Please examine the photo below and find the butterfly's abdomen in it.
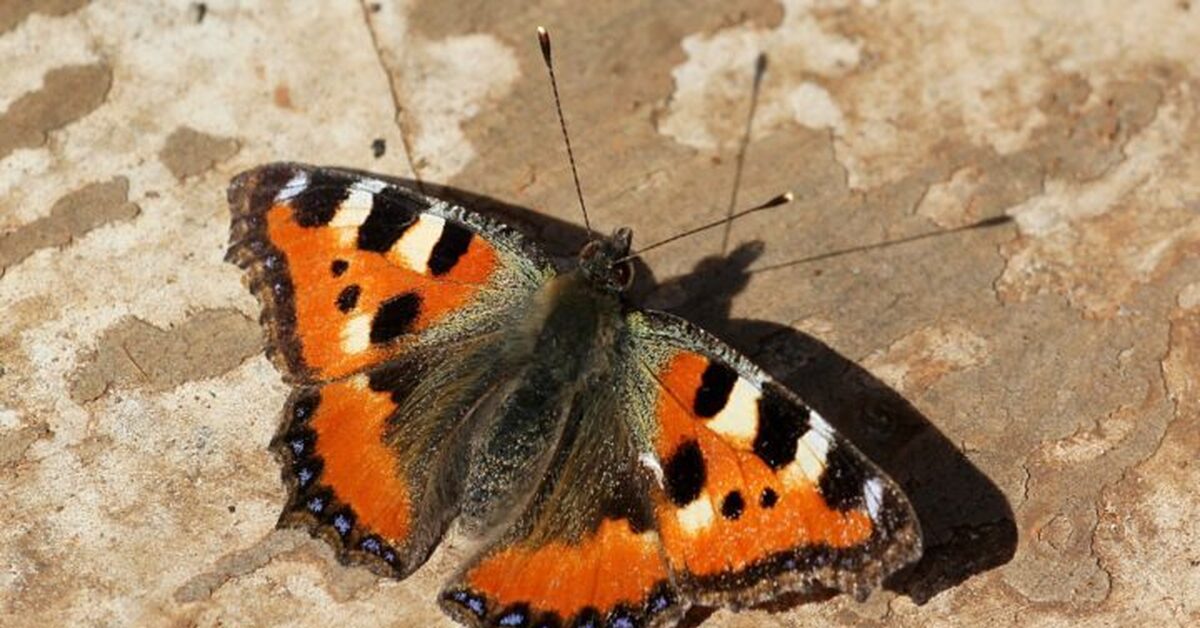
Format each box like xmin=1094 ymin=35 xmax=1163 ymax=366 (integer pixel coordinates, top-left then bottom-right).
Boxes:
xmin=457 ymin=273 xmax=622 ymax=534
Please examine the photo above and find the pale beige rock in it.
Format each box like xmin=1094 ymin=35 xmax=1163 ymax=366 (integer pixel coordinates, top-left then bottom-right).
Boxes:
xmin=2 ymin=1 xmax=1198 ymax=626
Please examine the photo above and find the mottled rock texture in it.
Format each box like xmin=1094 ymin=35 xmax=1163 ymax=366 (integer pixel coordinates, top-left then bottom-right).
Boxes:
xmin=2 ymin=1 xmax=1197 ymax=626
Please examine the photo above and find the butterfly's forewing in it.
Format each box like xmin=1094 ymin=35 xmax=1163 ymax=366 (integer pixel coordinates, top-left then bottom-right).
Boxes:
xmin=228 ymin=164 xmax=554 ymax=576
xmin=625 ymin=310 xmax=922 ymax=606
xmin=226 ymin=163 xmax=553 ymax=383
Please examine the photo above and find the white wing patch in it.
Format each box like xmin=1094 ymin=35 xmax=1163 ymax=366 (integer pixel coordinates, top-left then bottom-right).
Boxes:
xmin=340 ymin=313 xmax=372 ymax=354
xmin=676 ymin=497 xmax=715 ymax=535
xmin=276 ymin=171 xmax=309 ymax=201
xmin=392 ymin=214 xmax=446 ymax=274
xmin=705 ymin=378 xmax=761 ymax=447
xmin=783 ymin=415 xmax=832 ymax=486
xmin=864 ymin=477 xmax=885 ymax=521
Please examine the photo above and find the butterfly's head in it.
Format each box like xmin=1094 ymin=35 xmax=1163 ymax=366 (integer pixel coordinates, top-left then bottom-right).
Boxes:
xmin=579 ymin=227 xmax=635 ymax=293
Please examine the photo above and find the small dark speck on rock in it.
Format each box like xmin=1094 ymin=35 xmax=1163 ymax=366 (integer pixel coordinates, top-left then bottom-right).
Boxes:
xmin=228 ymin=505 xmax=236 ymax=513
xmin=191 ymin=2 xmax=207 ymax=23
xmin=370 ymin=3 xmax=382 ymax=12
xmin=372 ymin=138 xmax=386 ymax=158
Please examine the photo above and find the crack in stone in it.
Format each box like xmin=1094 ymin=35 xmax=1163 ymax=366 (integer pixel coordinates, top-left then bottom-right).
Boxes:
xmin=358 ymin=0 xmax=424 ymax=193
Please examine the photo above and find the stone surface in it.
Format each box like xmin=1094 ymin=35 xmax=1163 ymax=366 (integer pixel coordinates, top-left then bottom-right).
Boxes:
xmin=2 ymin=1 xmax=1198 ymax=626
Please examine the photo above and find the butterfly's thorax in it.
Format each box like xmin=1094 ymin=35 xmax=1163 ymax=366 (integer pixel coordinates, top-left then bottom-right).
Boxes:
xmin=458 ymin=269 xmax=624 ymax=534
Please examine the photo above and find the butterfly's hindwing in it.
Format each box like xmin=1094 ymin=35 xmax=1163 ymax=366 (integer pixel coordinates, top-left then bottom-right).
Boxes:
xmin=271 ymin=333 xmax=517 ymax=577
xmin=441 ymin=374 xmax=683 ymax=628
xmin=624 ymin=310 xmax=922 ymax=605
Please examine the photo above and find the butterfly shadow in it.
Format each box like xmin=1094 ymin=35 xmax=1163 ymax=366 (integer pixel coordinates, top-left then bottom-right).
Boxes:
xmin=410 ymin=179 xmax=1017 ymax=623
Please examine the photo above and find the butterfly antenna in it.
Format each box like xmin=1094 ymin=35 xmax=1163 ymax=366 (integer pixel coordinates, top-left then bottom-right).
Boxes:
xmin=537 ymin=26 xmax=593 ymax=237
xmin=747 ymin=214 xmax=1014 ymax=275
xmin=616 ymin=191 xmax=794 ymax=264
xmin=720 ymin=52 xmax=769 ymax=254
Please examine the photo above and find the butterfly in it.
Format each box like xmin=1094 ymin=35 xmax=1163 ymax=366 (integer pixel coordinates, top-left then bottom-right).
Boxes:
xmin=225 ymin=157 xmax=923 ymax=626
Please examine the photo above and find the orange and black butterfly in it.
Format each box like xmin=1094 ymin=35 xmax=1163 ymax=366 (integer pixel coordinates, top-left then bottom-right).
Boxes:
xmin=225 ymin=158 xmax=921 ymax=627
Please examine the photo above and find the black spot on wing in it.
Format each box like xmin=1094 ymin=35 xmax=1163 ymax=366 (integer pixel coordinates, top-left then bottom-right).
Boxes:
xmin=644 ymin=583 xmax=675 ymax=618
xmin=366 ymin=355 xmax=422 ymax=404
xmin=336 ymin=284 xmax=361 ymax=312
xmin=428 ymin=222 xmax=473 ymax=275
xmin=370 ymin=292 xmax=421 ymax=344
xmin=531 ymin=612 xmax=564 ymax=628
xmin=496 ymin=603 xmax=532 ymax=627
xmin=330 ymin=259 xmax=349 ymax=276
xmin=444 ymin=589 xmax=488 ymax=619
xmin=752 ymin=385 xmax=809 ymax=470
xmin=720 ymin=490 xmax=745 ymax=520
xmin=357 ymin=191 xmax=421 ymax=252
xmin=818 ymin=443 xmax=868 ymax=511
xmin=663 ymin=440 xmax=706 ymax=506
xmin=570 ymin=608 xmax=602 ymax=628
xmin=693 ymin=360 xmax=737 ymax=418
xmin=760 ymin=487 xmax=778 ymax=508
xmin=290 ymin=390 xmax=319 ymax=423
xmin=244 ymin=165 xmax=296 ymax=213
xmin=291 ymin=170 xmax=347 ymax=227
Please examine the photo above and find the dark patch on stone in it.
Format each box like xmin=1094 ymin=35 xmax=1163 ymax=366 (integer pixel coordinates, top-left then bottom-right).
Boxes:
xmin=720 ymin=490 xmax=745 ymax=520
xmin=0 ymin=0 xmax=90 ymax=34
xmin=69 ymin=308 xmax=261 ymax=403
xmin=428 ymin=222 xmax=473 ymax=275
xmin=818 ymin=444 xmax=867 ymax=511
xmin=663 ymin=440 xmax=706 ymax=506
xmin=357 ymin=193 xmax=417 ymax=252
xmin=0 ymin=63 xmax=112 ymax=160
xmin=291 ymin=170 xmax=347 ymax=227
xmin=159 ymin=126 xmax=239 ymax=180
xmin=693 ymin=360 xmax=737 ymax=417
xmin=1 ymin=177 xmax=139 ymax=272
xmin=752 ymin=385 xmax=809 ymax=470
xmin=336 ymin=284 xmax=361 ymax=312
xmin=370 ymin=292 xmax=421 ymax=344
xmin=371 ymin=137 xmax=386 ymax=158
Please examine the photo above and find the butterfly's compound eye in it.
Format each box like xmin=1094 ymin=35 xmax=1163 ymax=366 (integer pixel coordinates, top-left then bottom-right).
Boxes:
xmin=612 ymin=260 xmax=634 ymax=289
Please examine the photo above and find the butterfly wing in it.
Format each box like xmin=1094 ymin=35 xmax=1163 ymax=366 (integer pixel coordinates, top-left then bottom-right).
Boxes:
xmin=624 ymin=309 xmax=922 ymax=606
xmin=227 ymin=164 xmax=553 ymax=576
xmin=440 ymin=371 xmax=683 ymax=628
xmin=227 ymin=162 xmax=554 ymax=383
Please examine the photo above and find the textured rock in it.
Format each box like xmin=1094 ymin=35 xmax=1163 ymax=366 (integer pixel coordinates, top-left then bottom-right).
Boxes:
xmin=2 ymin=1 xmax=1198 ymax=626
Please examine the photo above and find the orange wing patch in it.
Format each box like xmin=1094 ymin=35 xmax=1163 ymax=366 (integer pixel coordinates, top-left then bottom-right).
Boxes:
xmin=265 ymin=201 xmax=497 ymax=380
xmin=446 ymin=518 xmax=674 ymax=627
xmin=227 ymin=165 xmax=503 ymax=382
xmin=651 ymin=350 xmax=876 ymax=579
xmin=272 ymin=376 xmax=419 ymax=574
xmin=307 ymin=376 xmax=412 ymax=543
